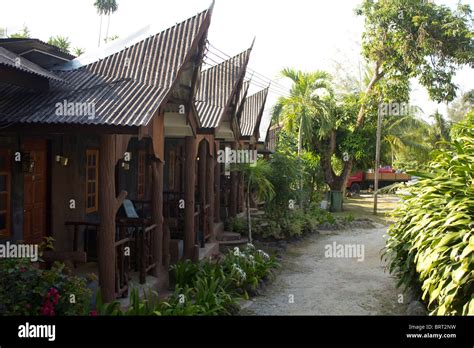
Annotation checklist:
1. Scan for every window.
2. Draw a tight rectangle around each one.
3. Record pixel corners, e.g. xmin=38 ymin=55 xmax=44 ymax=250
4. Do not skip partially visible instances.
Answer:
xmin=137 ymin=150 xmax=146 ymax=199
xmin=0 ymin=149 xmax=11 ymax=237
xmin=86 ymin=149 xmax=99 ymax=213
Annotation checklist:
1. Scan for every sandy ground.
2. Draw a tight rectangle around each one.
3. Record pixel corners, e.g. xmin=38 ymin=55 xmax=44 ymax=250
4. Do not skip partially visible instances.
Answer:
xmin=242 ymin=222 xmax=408 ymax=315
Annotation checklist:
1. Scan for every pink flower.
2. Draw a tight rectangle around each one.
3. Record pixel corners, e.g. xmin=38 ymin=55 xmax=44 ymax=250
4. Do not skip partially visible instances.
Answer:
xmin=42 ymin=305 xmax=53 ymax=316
xmin=89 ymin=310 xmax=98 ymax=316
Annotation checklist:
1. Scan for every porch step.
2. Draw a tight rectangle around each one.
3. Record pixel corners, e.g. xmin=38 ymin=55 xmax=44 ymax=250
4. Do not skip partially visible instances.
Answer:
xmin=218 ymin=237 xmax=249 ymax=253
xmin=198 ymin=242 xmax=220 ymax=261
xmin=217 ymin=231 xmax=241 ymax=241
xmin=236 ymin=209 xmax=265 ymax=218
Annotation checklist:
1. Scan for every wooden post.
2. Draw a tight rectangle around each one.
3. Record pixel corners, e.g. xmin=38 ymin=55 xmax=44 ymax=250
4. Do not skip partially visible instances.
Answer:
xmin=214 ymin=154 xmax=220 ymax=223
xmin=238 ymin=171 xmax=244 ymax=213
xmin=184 ymin=136 xmax=196 ymax=259
xmin=214 ymin=141 xmax=220 ymax=223
xmin=198 ymin=141 xmax=207 ymax=247
xmin=98 ymin=134 xmax=127 ymax=303
xmin=229 ymin=142 xmax=238 ymax=218
xmin=151 ymin=160 xmax=164 ymax=278
xmin=237 ymin=144 xmax=245 ymax=213
xmin=374 ymin=105 xmax=382 ymax=215
xmin=206 ymin=149 xmax=215 ymax=240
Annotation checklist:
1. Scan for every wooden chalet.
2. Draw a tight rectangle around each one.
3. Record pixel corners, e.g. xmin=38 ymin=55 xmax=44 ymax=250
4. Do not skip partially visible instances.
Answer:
xmin=0 ymin=5 xmax=214 ymax=302
xmin=193 ymin=46 xmax=253 ymax=232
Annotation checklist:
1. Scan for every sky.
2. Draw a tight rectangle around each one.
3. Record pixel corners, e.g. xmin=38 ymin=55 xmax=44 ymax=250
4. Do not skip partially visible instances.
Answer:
xmin=2 ymin=0 xmax=473 ymax=139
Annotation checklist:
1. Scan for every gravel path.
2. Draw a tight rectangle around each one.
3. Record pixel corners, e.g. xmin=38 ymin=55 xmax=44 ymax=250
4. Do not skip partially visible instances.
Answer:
xmin=243 ymin=224 xmax=407 ymax=315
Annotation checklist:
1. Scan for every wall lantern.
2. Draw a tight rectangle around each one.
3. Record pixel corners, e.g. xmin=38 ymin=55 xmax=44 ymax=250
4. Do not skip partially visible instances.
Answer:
xmin=55 ymin=155 xmax=69 ymax=166
xmin=55 ymin=136 xmax=69 ymax=166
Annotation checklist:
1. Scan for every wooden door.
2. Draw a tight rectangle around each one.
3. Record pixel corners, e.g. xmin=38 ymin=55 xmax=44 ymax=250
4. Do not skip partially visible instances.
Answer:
xmin=23 ymin=139 xmax=47 ymax=244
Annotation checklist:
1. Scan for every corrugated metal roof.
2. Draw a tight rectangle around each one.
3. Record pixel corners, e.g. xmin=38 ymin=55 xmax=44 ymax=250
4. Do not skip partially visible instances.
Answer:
xmin=0 ymin=47 xmax=64 ymax=81
xmin=236 ymin=80 xmax=250 ymax=115
xmin=239 ymin=88 xmax=269 ymax=137
xmin=0 ymin=38 xmax=76 ymax=61
xmin=0 ymin=7 xmax=212 ymax=127
xmin=195 ymin=48 xmax=251 ymax=128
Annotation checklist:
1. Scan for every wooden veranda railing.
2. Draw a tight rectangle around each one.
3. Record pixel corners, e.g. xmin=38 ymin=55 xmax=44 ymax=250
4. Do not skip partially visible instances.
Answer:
xmin=115 ymin=235 xmax=131 ymax=298
xmin=164 ymin=191 xmax=184 ymax=239
xmin=65 ymin=219 xmax=157 ymax=298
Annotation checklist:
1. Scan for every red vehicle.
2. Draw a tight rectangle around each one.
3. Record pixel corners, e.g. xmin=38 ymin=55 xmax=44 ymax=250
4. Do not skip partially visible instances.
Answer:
xmin=346 ymin=167 xmax=411 ymax=193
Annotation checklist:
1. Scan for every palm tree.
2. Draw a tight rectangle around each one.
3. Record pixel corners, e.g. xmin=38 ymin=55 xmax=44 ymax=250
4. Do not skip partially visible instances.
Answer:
xmin=429 ymin=111 xmax=451 ymax=145
xmin=272 ymin=69 xmax=333 ymax=157
xmin=94 ymin=0 xmax=106 ymax=47
xmin=104 ymin=0 xmax=118 ymax=44
xmin=272 ymin=69 xmax=333 ymax=207
xmin=94 ymin=0 xmax=118 ymax=47
xmin=235 ymin=160 xmax=275 ymax=243
xmin=382 ymin=113 xmax=431 ymax=165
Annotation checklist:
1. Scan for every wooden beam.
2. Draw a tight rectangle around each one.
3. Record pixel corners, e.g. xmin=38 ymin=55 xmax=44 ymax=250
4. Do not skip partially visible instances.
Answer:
xmin=184 ymin=136 xmax=196 ymax=259
xmin=98 ymin=134 xmax=128 ymax=303
xmin=151 ymin=160 xmax=166 ymax=283
xmin=198 ymin=140 xmax=207 ymax=246
xmin=214 ymin=140 xmax=220 ymax=223
xmin=206 ymin=147 xmax=215 ymax=240
xmin=152 ymin=113 xmax=165 ymax=162
xmin=229 ymin=141 xmax=238 ymax=218
xmin=3 ymin=123 xmax=140 ymax=135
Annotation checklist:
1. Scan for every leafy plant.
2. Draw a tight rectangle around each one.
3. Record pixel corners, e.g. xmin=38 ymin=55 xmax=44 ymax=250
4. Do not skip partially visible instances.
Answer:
xmin=170 ymin=259 xmax=200 ymax=287
xmin=384 ymin=113 xmax=474 ymax=315
xmin=0 ymin=258 xmax=92 ymax=315
xmin=226 ymin=216 xmax=247 ymax=235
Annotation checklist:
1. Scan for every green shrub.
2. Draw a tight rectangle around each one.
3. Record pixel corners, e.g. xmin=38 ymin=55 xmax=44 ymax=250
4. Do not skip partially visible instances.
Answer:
xmin=286 ymin=213 xmax=305 ymax=237
xmin=0 ymin=258 xmax=92 ymax=315
xmin=95 ymin=244 xmax=279 ymax=316
xmin=384 ymin=114 xmax=474 ymax=315
xmin=221 ymin=244 xmax=279 ymax=295
xmin=254 ymin=219 xmax=284 ymax=240
xmin=227 ymin=216 xmax=247 ymax=235
xmin=170 ymin=259 xmax=200 ymax=287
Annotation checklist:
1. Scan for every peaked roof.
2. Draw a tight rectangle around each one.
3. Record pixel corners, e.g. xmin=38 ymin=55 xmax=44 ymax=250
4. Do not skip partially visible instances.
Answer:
xmin=0 ymin=38 xmax=76 ymax=68
xmin=239 ymin=87 xmax=269 ymax=137
xmin=236 ymin=79 xmax=250 ymax=115
xmin=0 ymin=7 xmax=212 ymax=127
xmin=0 ymin=47 xmax=64 ymax=82
xmin=195 ymin=47 xmax=251 ymax=128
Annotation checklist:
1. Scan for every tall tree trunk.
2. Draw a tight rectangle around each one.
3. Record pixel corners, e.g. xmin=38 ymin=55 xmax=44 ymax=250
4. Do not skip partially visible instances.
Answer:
xmin=297 ymin=117 xmax=303 ymax=208
xmin=336 ymin=63 xmax=384 ymax=193
xmin=105 ymin=15 xmax=111 ymax=43
xmin=247 ymin=178 xmax=252 ymax=244
xmin=356 ymin=62 xmax=384 ymax=127
xmin=98 ymin=15 xmax=103 ymax=47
